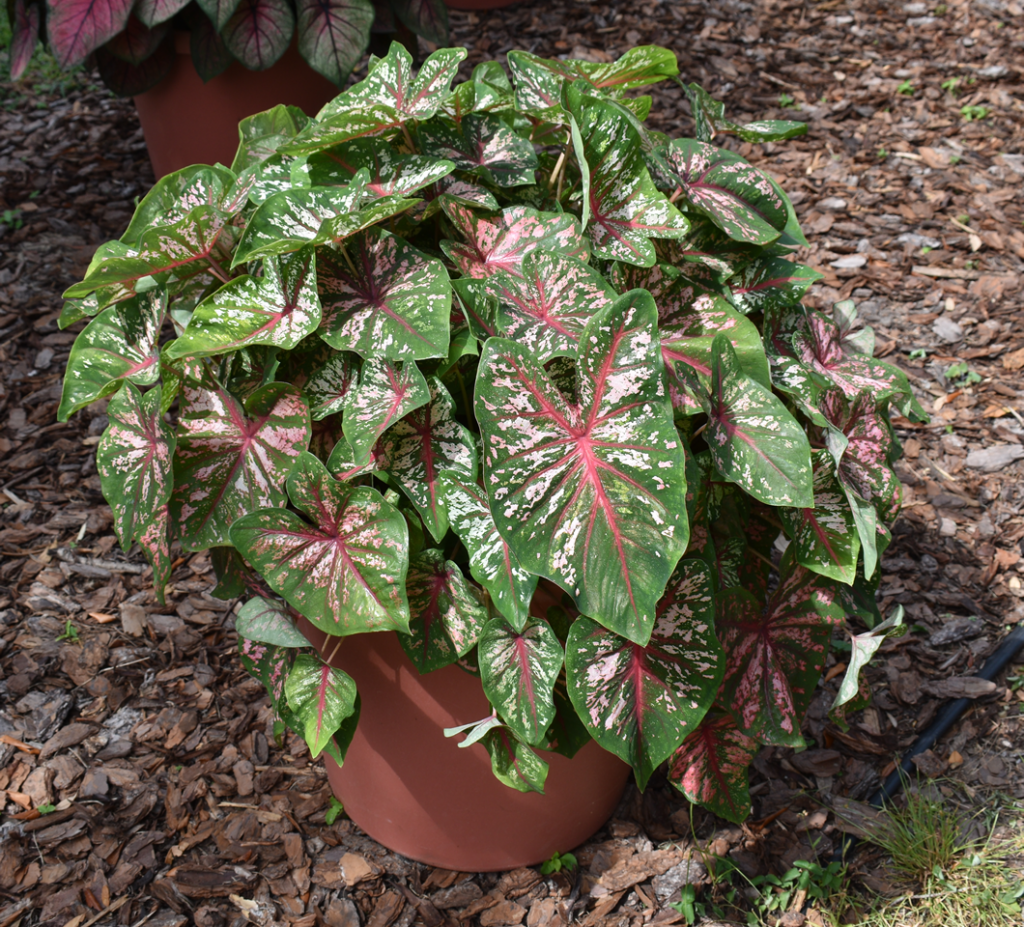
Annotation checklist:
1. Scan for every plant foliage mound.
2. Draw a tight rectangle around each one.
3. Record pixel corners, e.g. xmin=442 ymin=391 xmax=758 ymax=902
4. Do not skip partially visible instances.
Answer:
xmin=59 ymin=43 xmax=924 ymax=820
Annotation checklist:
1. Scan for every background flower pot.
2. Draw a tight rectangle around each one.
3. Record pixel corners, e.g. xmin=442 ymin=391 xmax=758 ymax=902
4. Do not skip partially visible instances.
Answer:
xmin=133 ymin=33 xmax=339 ymax=179
xmin=299 ymin=620 xmax=631 ymax=871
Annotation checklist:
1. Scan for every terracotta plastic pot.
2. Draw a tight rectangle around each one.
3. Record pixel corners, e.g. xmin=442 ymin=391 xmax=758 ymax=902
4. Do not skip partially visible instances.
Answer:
xmin=299 ymin=618 xmax=631 ymax=871
xmin=133 ymin=33 xmax=339 ymax=179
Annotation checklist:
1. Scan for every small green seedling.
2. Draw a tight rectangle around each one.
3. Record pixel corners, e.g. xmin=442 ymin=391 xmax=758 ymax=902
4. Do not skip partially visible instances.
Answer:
xmin=55 ymin=621 xmax=79 ymax=643
xmin=949 ymin=154 xmax=961 ymax=165
xmin=670 ymin=884 xmax=704 ymax=925
xmin=778 ymin=93 xmax=796 ymax=109
xmin=2 ymin=209 xmax=23 ymax=230
xmin=36 ymin=803 xmax=57 ymax=815
xmin=908 ymin=348 xmax=929 ymax=361
xmin=921 ymin=246 xmax=933 ymax=255
xmin=957 ymin=214 xmax=971 ymax=225
xmin=945 ymin=361 xmax=981 ymax=386
xmin=324 ymin=796 xmax=345 ymax=825
xmin=961 ymin=104 xmax=990 ymax=121
xmin=934 ymin=2 xmax=948 ymax=12
xmin=965 ymin=259 xmax=978 ymax=270
xmin=898 ymin=80 xmax=915 ymax=96
xmin=877 ymin=147 xmax=888 ymax=159
xmin=941 ymin=77 xmax=961 ymax=96
xmin=540 ymin=851 xmax=578 ymax=875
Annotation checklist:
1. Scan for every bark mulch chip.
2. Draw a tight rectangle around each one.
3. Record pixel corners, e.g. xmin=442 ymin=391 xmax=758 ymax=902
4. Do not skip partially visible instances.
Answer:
xmin=2 ymin=0 xmax=1024 ymax=924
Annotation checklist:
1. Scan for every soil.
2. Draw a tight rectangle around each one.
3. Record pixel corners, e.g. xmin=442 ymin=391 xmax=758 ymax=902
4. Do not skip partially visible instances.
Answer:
xmin=1 ymin=0 xmax=1023 ymax=925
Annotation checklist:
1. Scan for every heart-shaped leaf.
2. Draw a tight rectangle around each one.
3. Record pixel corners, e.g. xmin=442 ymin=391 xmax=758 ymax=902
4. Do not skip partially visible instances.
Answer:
xmin=307 ymin=138 xmax=454 ymax=197
xmin=717 ymin=552 xmax=844 ymax=746
xmin=168 ymin=249 xmax=321 ymax=359
xmin=565 ymin=559 xmax=722 ymax=789
xmin=236 ymin=595 xmax=309 ymax=647
xmin=668 ymin=714 xmax=759 ymax=823
xmin=441 ymin=203 xmax=587 ymax=280
xmin=699 ymin=335 xmax=813 ymax=508
xmin=196 ymin=0 xmax=242 ymax=29
xmin=727 ymin=257 xmax=822 ymax=316
xmin=440 ymin=475 xmax=538 ymax=631
xmin=239 ymin=638 xmax=293 ymax=710
xmin=379 ymin=377 xmax=476 ymax=542
xmin=662 ymin=216 xmax=760 ymax=279
xmin=343 ymin=357 xmax=430 ymax=465
xmin=295 ymin=0 xmax=374 ymax=85
xmin=102 ymin=13 xmax=168 ymax=64
xmin=302 ymin=350 xmax=360 ymax=421
xmin=652 ymin=139 xmax=787 ymax=245
xmin=222 ymin=0 xmax=295 ymax=70
xmin=58 ymin=289 xmax=165 ymax=421
xmin=46 ymin=0 xmax=134 ymax=68
xmin=284 ymin=652 xmax=358 ymax=757
xmin=231 ymin=451 xmax=411 ymax=635
xmin=122 ymin=166 xmax=237 ymax=246
xmin=420 ymin=114 xmax=538 ymax=188
xmin=400 ymin=549 xmax=488 ymax=673
xmin=95 ymin=37 xmax=175 ymax=95
xmin=172 ymin=381 xmax=311 ymax=550
xmin=391 ymin=0 xmax=448 ymax=45
xmin=9 ymin=0 xmax=41 ymax=81
xmin=683 ymin=83 xmax=807 ymax=144
xmin=188 ymin=5 xmax=233 ymax=80
xmin=483 ymin=727 xmax=549 ymax=793
xmin=483 ymin=250 xmax=615 ymax=363
xmin=232 ymin=105 xmax=309 ymax=173
xmin=135 ymin=0 xmax=191 ymax=26
xmin=476 ymin=289 xmax=688 ymax=645
xmin=318 ymin=228 xmax=451 ymax=360
xmin=779 ymin=451 xmax=860 ymax=584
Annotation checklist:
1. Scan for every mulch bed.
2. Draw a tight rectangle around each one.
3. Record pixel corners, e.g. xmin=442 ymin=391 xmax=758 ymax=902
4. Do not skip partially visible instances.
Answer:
xmin=1 ymin=0 xmax=1023 ymax=925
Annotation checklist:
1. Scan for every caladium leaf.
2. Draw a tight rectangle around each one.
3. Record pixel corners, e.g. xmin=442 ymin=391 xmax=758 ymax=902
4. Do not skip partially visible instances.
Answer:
xmin=343 ymin=357 xmax=430 ymax=465
xmin=441 ymin=203 xmax=587 ymax=280
xmin=238 ymin=638 xmax=294 ymax=710
xmin=172 ymin=382 xmax=311 ymax=550
xmin=94 ymin=37 xmax=175 ymax=95
xmin=540 ymin=671 xmax=592 ymax=758
xmin=122 ymin=165 xmax=237 ymax=246
xmin=284 ymin=652 xmax=358 ymax=758
xmin=400 ymin=549 xmax=488 ymax=673
xmin=565 ymin=559 xmax=722 ymax=789
xmin=379 ymin=377 xmax=476 ymax=542
xmin=728 ymin=257 xmax=823 ymax=316
xmin=683 ymin=83 xmax=807 ymax=144
xmin=483 ymin=251 xmax=615 ymax=363
xmin=235 ymin=595 xmax=308 ymax=647
xmin=10 ymin=0 xmax=41 ymax=81
xmin=232 ymin=105 xmax=309 ymax=172
xmin=222 ymin=0 xmax=295 ymax=70
xmin=304 ymin=350 xmax=360 ymax=420
xmin=831 ymin=606 xmax=904 ymax=715
xmin=392 ymin=0 xmax=448 ymax=45
xmin=716 ymin=552 xmax=844 ymax=746
xmin=58 ymin=289 xmax=165 ymax=421
xmin=779 ymin=451 xmax=860 ymax=584
xmin=46 ymin=0 xmax=134 ymax=68
xmin=441 ymin=475 xmax=537 ymax=631
xmin=168 ymin=249 xmax=321 ymax=358
xmin=479 ymin=616 xmax=562 ymax=745
xmin=661 ymin=217 xmax=760 ymax=279
xmin=833 ymin=299 xmax=876 ymax=357
xmin=699 ymin=335 xmax=813 ymax=508
xmin=296 ymin=0 xmax=374 ymax=86
xmin=135 ymin=0 xmax=191 ymax=26
xmin=652 ymin=139 xmax=787 ymax=246
xmin=196 ymin=0 xmax=242 ymax=29
xmin=307 ymin=138 xmax=454 ymax=197
xmin=480 ymin=727 xmax=549 ymax=794
xmin=211 ymin=546 xmax=250 ymax=598
xmin=230 ymin=451 xmax=411 ymax=635
xmin=103 ymin=13 xmax=168 ymax=64
xmin=668 ymin=715 xmax=759 ymax=824
xmin=187 ymin=5 xmax=233 ymax=81
xmin=475 ymin=290 xmax=689 ymax=645
xmin=420 ymin=114 xmax=538 ymax=188
xmin=318 ymin=228 xmax=451 ymax=360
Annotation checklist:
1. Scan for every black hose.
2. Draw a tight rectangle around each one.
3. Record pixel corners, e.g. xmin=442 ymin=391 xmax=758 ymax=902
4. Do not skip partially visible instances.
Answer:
xmin=831 ymin=622 xmax=1024 ymax=863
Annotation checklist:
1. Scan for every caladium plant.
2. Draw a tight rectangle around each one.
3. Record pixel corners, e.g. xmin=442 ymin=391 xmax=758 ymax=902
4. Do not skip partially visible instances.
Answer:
xmin=60 ymin=42 xmax=922 ymax=823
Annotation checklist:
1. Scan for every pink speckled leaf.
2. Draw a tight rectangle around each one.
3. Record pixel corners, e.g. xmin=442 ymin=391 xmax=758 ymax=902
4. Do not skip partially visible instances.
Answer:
xmin=307 ymin=138 xmax=455 ymax=197
xmin=172 ymin=381 xmax=311 ymax=550
xmin=238 ymin=638 xmax=294 ymax=711
xmin=304 ymin=350 xmax=360 ymax=421
xmin=662 ymin=216 xmax=760 ymax=278
xmin=379 ymin=377 xmax=476 ymax=542
xmin=440 ymin=475 xmax=537 ymax=631
xmin=475 ymin=290 xmax=689 ymax=646
xmin=135 ymin=0 xmax=191 ymax=25
xmin=295 ymin=0 xmax=373 ymax=86
xmin=483 ymin=727 xmax=549 ymax=793
xmin=479 ymin=616 xmax=562 ymax=745
xmin=668 ymin=714 xmax=759 ymax=823
xmin=58 ymin=288 xmax=165 ymax=421
xmin=717 ymin=550 xmax=844 ymax=746
xmin=700 ymin=335 xmax=813 ymax=508
xmin=10 ymin=0 xmax=41 ymax=80
xmin=343 ymin=357 xmax=429 ymax=465
xmin=318 ymin=228 xmax=451 ymax=360
xmin=284 ymin=652 xmax=357 ymax=758
xmin=235 ymin=596 xmax=309 ymax=647
xmin=652 ymin=139 xmax=787 ymax=245
xmin=441 ymin=203 xmax=587 ymax=280
xmin=484 ymin=251 xmax=614 ymax=363
xmin=121 ymin=165 xmax=237 ymax=245
xmin=222 ymin=0 xmax=294 ymax=70
xmin=420 ymin=114 xmax=538 ymax=188
xmin=727 ymin=257 xmax=823 ymax=316
xmin=196 ymin=0 xmax=242 ymax=28
xmin=565 ymin=559 xmax=722 ymax=789
xmin=46 ymin=0 xmax=134 ymax=68
xmin=400 ymin=549 xmax=489 ymax=673
xmin=230 ymin=451 xmax=411 ymax=635
xmin=779 ymin=450 xmax=860 ymax=584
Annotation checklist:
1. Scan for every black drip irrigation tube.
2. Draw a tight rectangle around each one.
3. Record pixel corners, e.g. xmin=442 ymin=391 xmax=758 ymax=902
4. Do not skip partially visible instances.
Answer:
xmin=831 ymin=621 xmax=1024 ymax=864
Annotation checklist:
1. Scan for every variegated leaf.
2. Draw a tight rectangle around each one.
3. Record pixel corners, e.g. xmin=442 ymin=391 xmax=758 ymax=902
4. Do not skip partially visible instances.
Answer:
xmin=231 ymin=105 xmax=309 ymax=172
xmin=284 ymin=652 xmax=358 ymax=758
xmin=135 ymin=0 xmax=191 ymax=26
xmin=188 ymin=3 xmax=233 ymax=80
xmin=121 ymin=165 xmax=237 ymax=246
xmin=379 ymin=377 xmax=476 ymax=542
xmin=103 ymin=13 xmax=169 ymax=64
xmin=420 ymin=114 xmax=538 ymax=188
xmin=9 ymin=0 xmax=41 ymax=81
xmin=295 ymin=0 xmax=374 ymax=86
xmin=779 ymin=450 xmax=860 ymax=584
xmin=46 ymin=0 xmax=134 ymax=68
xmin=683 ymin=82 xmax=807 ymax=144
xmin=475 ymin=290 xmax=689 ymax=645
xmin=440 ymin=475 xmax=538 ymax=631
xmin=662 ymin=216 xmax=760 ymax=278
xmin=230 ymin=451 xmax=411 ymax=635
xmin=483 ymin=727 xmax=549 ymax=793
xmin=307 ymin=138 xmax=454 ymax=197
xmin=727 ymin=257 xmax=823 ymax=316
xmin=400 ymin=549 xmax=488 ymax=673
xmin=441 ymin=202 xmax=587 ymax=280
xmin=95 ymin=38 xmax=175 ymax=96
xmin=221 ymin=0 xmax=295 ymax=70
xmin=668 ymin=714 xmax=759 ymax=823
xmin=167 ymin=248 xmax=321 ymax=358
xmin=392 ymin=0 xmax=448 ymax=45
xmin=343 ymin=357 xmax=430 ymax=465
xmin=58 ymin=289 xmax=165 ymax=421
xmin=479 ymin=616 xmax=562 ymax=745
xmin=717 ymin=551 xmax=844 ymax=746
xmin=325 ymin=432 xmax=385 ymax=482
xmin=304 ymin=350 xmax=360 ymax=421
xmin=484 ymin=250 xmax=615 ymax=363
xmin=318 ymin=228 xmax=451 ymax=360
xmin=172 ymin=382 xmax=311 ymax=550
xmin=238 ymin=638 xmax=293 ymax=710
xmin=196 ymin=0 xmax=242 ymax=29
xmin=235 ymin=596 xmax=308 ymax=647
xmin=699 ymin=335 xmax=813 ymax=508
xmin=565 ymin=559 xmax=722 ymax=789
